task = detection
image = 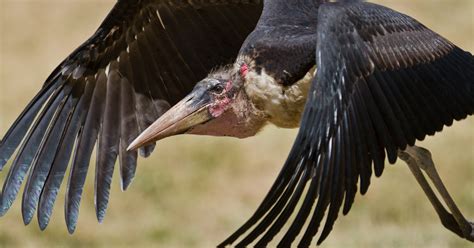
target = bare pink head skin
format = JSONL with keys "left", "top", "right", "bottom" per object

{"left": 127, "top": 63, "right": 267, "bottom": 151}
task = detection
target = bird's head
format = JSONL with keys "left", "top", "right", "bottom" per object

{"left": 127, "top": 63, "right": 263, "bottom": 151}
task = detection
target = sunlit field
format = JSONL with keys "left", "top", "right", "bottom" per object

{"left": 0, "top": 1, "right": 473, "bottom": 247}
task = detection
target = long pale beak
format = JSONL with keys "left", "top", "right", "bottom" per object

{"left": 127, "top": 92, "right": 212, "bottom": 151}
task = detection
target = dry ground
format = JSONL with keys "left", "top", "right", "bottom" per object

{"left": 0, "top": 1, "right": 473, "bottom": 247}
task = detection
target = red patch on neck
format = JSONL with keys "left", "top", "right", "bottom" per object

{"left": 209, "top": 80, "right": 233, "bottom": 118}
{"left": 225, "top": 80, "right": 233, "bottom": 91}
{"left": 210, "top": 97, "right": 231, "bottom": 117}
{"left": 240, "top": 63, "right": 248, "bottom": 78}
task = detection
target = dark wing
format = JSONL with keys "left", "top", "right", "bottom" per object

{"left": 0, "top": 0, "right": 262, "bottom": 233}
{"left": 221, "top": 2, "right": 473, "bottom": 247}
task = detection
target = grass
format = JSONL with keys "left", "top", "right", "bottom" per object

{"left": 0, "top": 1, "right": 473, "bottom": 247}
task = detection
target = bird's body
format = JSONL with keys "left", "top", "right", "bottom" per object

{"left": 1, "top": 0, "right": 473, "bottom": 246}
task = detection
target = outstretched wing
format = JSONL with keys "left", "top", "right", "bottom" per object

{"left": 221, "top": 2, "right": 473, "bottom": 247}
{"left": 0, "top": 0, "right": 263, "bottom": 233}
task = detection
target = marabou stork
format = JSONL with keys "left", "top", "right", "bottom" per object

{"left": 0, "top": 0, "right": 473, "bottom": 246}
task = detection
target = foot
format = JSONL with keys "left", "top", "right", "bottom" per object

{"left": 439, "top": 203, "right": 474, "bottom": 242}
{"left": 440, "top": 211, "right": 464, "bottom": 238}
{"left": 468, "top": 221, "right": 474, "bottom": 242}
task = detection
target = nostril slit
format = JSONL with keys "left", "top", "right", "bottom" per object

{"left": 186, "top": 96, "right": 194, "bottom": 103}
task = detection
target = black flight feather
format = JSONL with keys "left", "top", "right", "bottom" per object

{"left": 0, "top": 0, "right": 263, "bottom": 233}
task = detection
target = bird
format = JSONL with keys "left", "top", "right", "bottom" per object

{"left": 0, "top": 0, "right": 473, "bottom": 247}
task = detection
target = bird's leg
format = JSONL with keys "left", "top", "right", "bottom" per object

{"left": 398, "top": 149, "right": 462, "bottom": 237}
{"left": 398, "top": 145, "right": 473, "bottom": 242}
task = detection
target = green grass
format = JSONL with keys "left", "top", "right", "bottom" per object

{"left": 0, "top": 1, "right": 473, "bottom": 247}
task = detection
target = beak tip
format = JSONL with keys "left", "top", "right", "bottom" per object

{"left": 125, "top": 92, "right": 211, "bottom": 152}
{"left": 126, "top": 140, "right": 140, "bottom": 152}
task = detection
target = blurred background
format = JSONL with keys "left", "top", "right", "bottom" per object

{"left": 0, "top": 0, "right": 473, "bottom": 247}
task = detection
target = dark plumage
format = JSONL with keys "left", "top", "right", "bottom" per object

{"left": 0, "top": 0, "right": 263, "bottom": 233}
{"left": 1, "top": 0, "right": 473, "bottom": 246}
{"left": 222, "top": 3, "right": 473, "bottom": 246}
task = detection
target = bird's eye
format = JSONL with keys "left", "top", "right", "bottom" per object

{"left": 210, "top": 84, "right": 225, "bottom": 94}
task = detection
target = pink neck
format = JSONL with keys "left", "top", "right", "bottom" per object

{"left": 188, "top": 91, "right": 267, "bottom": 139}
